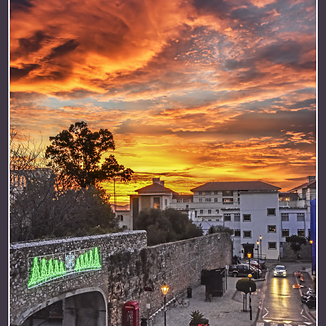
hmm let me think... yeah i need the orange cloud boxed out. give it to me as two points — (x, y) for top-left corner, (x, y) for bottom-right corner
(10, 0), (316, 205)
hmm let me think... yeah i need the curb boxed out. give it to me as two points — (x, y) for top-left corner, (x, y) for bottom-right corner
(294, 271), (316, 323)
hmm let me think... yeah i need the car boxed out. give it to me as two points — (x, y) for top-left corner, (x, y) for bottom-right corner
(228, 264), (261, 279)
(244, 259), (266, 270)
(273, 265), (287, 277)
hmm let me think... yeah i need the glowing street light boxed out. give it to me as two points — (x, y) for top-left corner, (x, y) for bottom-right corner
(247, 252), (252, 271)
(161, 284), (169, 326)
(259, 235), (262, 260)
(309, 239), (314, 275)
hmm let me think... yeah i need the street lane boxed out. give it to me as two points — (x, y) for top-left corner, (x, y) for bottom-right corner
(258, 263), (315, 326)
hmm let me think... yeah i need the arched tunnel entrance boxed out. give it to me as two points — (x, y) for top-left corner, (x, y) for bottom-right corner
(22, 291), (107, 326)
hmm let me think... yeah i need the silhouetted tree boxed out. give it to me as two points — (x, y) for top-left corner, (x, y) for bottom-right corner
(10, 126), (121, 242)
(10, 181), (118, 242)
(45, 121), (133, 189)
(208, 225), (234, 235)
(286, 235), (307, 258)
(134, 208), (203, 245)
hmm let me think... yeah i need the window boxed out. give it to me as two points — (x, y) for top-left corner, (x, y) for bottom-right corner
(282, 229), (289, 237)
(165, 199), (167, 206)
(216, 209), (219, 213)
(224, 214), (231, 221)
(281, 213), (289, 221)
(267, 208), (276, 215)
(199, 191), (202, 195)
(214, 198), (218, 202)
(118, 215), (123, 221)
(208, 210), (211, 214)
(234, 229), (241, 237)
(268, 225), (276, 233)
(243, 214), (251, 222)
(222, 190), (233, 196)
(153, 197), (160, 209)
(195, 211), (197, 217)
(297, 229), (305, 237)
(223, 198), (233, 204)
(297, 213), (305, 221)
(199, 198), (202, 202)
(234, 213), (240, 222)
(206, 198), (211, 202)
(214, 191), (218, 195)
(243, 231), (251, 238)
(268, 242), (277, 250)
(200, 210), (203, 214)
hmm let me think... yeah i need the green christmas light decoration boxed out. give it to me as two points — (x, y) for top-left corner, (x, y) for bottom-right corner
(74, 247), (101, 272)
(27, 247), (101, 289)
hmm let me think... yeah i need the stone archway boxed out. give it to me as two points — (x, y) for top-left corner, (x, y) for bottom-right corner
(16, 288), (107, 326)
(63, 291), (106, 326)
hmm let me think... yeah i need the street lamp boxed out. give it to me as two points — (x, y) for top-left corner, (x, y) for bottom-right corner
(259, 235), (262, 260)
(248, 274), (253, 320)
(161, 284), (169, 326)
(309, 239), (314, 275)
(247, 252), (252, 271)
(256, 240), (259, 260)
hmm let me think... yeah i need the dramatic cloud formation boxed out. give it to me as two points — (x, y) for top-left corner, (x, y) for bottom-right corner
(10, 0), (316, 204)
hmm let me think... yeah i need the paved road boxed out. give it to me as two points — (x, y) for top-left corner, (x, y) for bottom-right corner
(256, 262), (315, 326)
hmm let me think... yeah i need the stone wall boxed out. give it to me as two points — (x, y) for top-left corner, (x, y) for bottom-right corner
(10, 231), (232, 326)
(107, 231), (232, 325)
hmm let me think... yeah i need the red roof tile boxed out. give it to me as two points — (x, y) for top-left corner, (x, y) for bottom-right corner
(288, 180), (316, 192)
(136, 183), (178, 194)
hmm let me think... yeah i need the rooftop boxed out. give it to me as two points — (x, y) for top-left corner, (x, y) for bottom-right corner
(191, 181), (280, 192)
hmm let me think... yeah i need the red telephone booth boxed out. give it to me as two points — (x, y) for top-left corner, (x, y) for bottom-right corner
(122, 301), (139, 326)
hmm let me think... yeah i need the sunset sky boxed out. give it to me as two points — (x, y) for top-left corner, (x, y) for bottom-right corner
(10, 0), (316, 205)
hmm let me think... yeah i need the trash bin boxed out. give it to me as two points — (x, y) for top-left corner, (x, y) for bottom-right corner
(205, 268), (224, 297)
(187, 286), (192, 298)
(141, 318), (147, 326)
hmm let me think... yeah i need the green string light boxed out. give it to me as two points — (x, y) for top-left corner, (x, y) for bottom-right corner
(27, 247), (101, 288)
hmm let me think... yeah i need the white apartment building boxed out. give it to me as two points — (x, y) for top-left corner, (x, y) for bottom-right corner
(127, 176), (316, 260)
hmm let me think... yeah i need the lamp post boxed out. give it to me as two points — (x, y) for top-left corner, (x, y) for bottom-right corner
(256, 240), (259, 260)
(248, 274), (252, 320)
(309, 239), (314, 275)
(161, 284), (169, 326)
(259, 235), (262, 260)
(247, 252), (252, 271)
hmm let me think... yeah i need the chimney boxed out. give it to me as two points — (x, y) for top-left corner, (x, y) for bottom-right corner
(152, 178), (164, 186)
(308, 176), (315, 182)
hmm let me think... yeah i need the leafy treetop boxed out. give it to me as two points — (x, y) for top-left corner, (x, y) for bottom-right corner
(45, 121), (133, 189)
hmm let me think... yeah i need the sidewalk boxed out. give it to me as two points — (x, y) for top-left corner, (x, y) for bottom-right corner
(148, 274), (264, 326)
